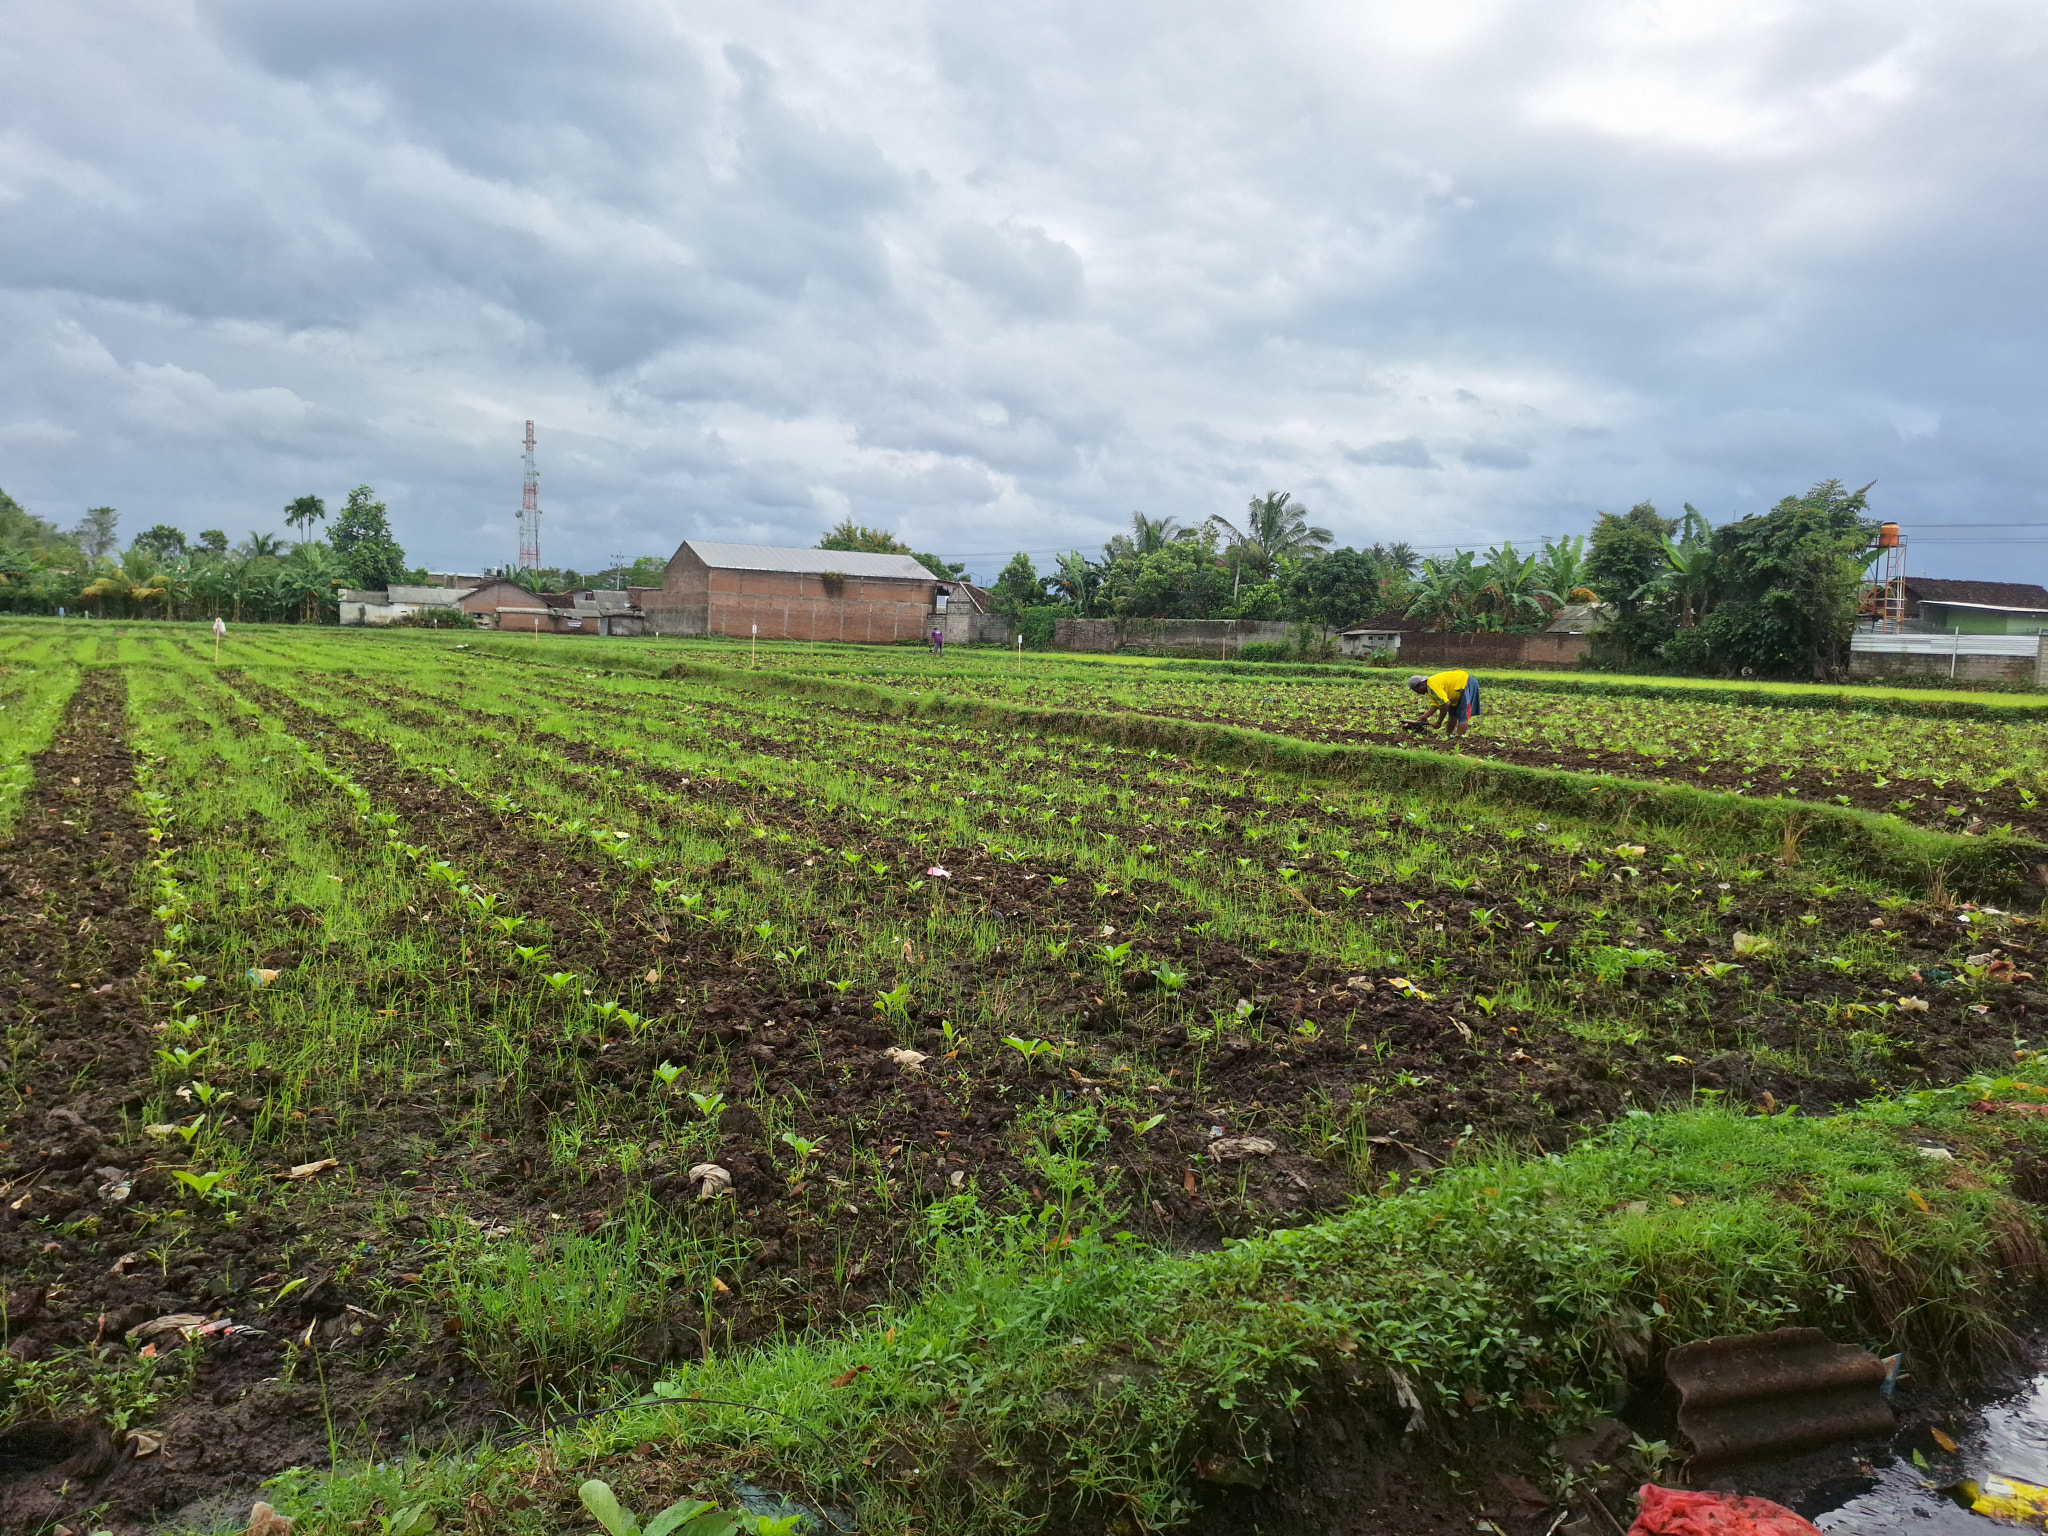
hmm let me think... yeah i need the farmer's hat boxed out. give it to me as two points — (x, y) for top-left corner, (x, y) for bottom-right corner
(1406, 675), (1428, 691)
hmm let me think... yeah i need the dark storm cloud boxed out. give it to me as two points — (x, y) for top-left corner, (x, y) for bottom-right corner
(2, 0), (2045, 581)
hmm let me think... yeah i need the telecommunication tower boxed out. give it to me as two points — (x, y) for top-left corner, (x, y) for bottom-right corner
(517, 420), (542, 571)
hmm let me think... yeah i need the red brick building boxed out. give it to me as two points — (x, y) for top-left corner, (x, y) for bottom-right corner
(641, 542), (941, 641)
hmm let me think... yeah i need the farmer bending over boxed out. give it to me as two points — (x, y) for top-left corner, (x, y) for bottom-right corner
(1406, 670), (1479, 738)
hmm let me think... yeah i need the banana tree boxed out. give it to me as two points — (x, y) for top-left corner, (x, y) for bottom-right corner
(279, 543), (349, 623)
(1404, 551), (1481, 631)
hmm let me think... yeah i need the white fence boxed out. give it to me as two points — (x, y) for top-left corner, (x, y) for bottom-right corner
(1849, 632), (2041, 657)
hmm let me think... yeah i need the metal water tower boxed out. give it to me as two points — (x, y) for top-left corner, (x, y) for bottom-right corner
(1871, 522), (1906, 632)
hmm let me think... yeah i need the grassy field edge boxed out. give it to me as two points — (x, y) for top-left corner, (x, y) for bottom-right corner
(225, 1075), (2048, 1536)
(648, 656), (2045, 902)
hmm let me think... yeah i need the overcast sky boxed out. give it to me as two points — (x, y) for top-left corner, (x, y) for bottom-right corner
(3, 0), (2044, 583)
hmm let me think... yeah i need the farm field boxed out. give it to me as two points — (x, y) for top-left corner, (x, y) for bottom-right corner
(4, 620), (2048, 1535)
(729, 642), (2048, 842)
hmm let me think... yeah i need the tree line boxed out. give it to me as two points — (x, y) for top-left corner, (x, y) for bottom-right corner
(0, 486), (410, 622)
(3, 473), (1881, 678)
(943, 478), (1881, 680)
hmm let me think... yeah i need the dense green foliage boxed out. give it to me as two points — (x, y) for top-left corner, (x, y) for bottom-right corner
(0, 483), (412, 622)
(815, 515), (965, 582)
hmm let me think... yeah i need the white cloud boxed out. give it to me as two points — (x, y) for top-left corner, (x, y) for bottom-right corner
(0, 0), (2042, 582)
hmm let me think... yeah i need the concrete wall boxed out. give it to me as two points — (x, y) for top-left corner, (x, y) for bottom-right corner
(645, 547), (937, 641)
(1849, 650), (2037, 684)
(943, 610), (1012, 645)
(1847, 632), (2044, 684)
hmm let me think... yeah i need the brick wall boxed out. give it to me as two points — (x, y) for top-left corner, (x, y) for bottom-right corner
(1050, 618), (1295, 654)
(1390, 633), (1589, 669)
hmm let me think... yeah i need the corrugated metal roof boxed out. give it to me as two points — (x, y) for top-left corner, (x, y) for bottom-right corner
(682, 542), (934, 580)
(1905, 577), (2048, 610)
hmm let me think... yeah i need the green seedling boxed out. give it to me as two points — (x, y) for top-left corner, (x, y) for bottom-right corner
(543, 971), (579, 993)
(687, 1091), (726, 1119)
(155, 1044), (207, 1073)
(1132, 1114), (1166, 1136)
(578, 1479), (795, 1536)
(780, 1132), (826, 1169)
(379, 1505), (437, 1536)
(653, 1061), (682, 1087)
(513, 945), (551, 966)
(1150, 964), (1187, 991)
(171, 1169), (226, 1198)
(173, 1116), (207, 1145)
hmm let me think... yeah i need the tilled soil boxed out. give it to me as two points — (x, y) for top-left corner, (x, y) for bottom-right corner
(0, 673), (496, 1534)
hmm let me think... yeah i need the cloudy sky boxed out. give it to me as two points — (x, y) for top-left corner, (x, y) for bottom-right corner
(3, 0), (2044, 582)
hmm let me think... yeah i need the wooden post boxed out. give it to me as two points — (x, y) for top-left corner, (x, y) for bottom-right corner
(751, 623), (758, 669)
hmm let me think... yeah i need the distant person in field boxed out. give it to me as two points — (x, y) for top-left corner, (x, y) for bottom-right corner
(1406, 670), (1479, 738)
(930, 625), (945, 656)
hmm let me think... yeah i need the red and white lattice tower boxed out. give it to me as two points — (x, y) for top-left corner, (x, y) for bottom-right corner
(517, 420), (542, 571)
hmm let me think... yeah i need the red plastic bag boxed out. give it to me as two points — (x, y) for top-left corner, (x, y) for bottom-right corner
(1627, 1485), (1823, 1536)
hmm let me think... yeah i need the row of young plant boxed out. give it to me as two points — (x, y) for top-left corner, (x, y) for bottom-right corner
(117, 660), (768, 1409)
(63, 628), (2042, 1534)
(242, 635), (2030, 1107)
(0, 638), (81, 829)
(713, 641), (2048, 808)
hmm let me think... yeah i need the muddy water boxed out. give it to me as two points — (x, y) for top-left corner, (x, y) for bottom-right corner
(1796, 1372), (2048, 1533)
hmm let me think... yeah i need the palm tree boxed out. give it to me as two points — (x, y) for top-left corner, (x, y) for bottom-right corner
(240, 532), (286, 560)
(1208, 492), (1333, 597)
(1104, 512), (1184, 564)
(1630, 507), (1717, 629)
(156, 559), (194, 622)
(283, 495), (327, 540)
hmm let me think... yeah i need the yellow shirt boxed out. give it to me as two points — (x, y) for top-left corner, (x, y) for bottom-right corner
(1425, 669), (1469, 705)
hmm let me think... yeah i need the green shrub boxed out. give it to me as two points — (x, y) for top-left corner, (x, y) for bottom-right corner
(1016, 605), (1062, 650)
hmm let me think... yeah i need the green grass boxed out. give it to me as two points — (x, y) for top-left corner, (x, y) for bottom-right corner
(233, 1073), (2048, 1536)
